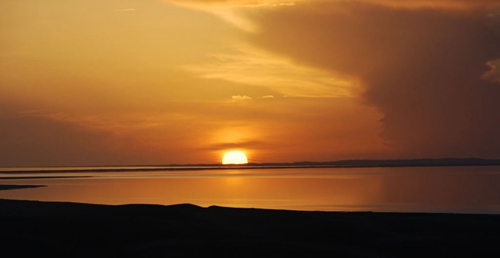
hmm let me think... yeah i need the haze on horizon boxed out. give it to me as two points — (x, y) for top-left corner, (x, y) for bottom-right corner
(1, 0), (500, 167)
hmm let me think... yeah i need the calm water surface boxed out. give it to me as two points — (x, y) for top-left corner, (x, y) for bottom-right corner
(1, 166), (499, 213)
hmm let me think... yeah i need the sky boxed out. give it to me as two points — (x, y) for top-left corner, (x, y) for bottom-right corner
(1, 0), (499, 166)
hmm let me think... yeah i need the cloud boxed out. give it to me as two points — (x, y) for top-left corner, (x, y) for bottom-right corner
(169, 0), (293, 7)
(184, 46), (352, 98)
(272, 2), (296, 7)
(364, 0), (500, 9)
(168, 0), (300, 31)
(261, 95), (274, 98)
(482, 60), (500, 82)
(246, 1), (500, 158)
(169, 0), (500, 9)
(232, 95), (253, 100)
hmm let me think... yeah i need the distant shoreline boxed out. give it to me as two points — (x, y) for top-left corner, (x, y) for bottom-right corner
(1, 158), (499, 174)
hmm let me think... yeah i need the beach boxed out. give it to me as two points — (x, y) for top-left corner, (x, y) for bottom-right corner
(2, 197), (500, 257)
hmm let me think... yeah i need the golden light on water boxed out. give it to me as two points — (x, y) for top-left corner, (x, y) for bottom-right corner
(222, 151), (248, 165)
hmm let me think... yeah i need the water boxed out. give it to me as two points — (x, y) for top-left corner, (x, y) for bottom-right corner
(1, 166), (500, 213)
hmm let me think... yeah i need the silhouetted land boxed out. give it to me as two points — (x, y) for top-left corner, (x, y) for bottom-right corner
(2, 158), (500, 173)
(1, 199), (500, 257)
(0, 184), (45, 190)
(259, 158), (500, 167)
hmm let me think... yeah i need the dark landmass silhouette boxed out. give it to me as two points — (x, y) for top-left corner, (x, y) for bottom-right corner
(2, 158), (499, 173)
(0, 184), (45, 191)
(1, 199), (500, 257)
(282, 158), (500, 167)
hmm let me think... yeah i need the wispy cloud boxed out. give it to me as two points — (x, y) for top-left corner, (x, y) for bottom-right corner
(261, 95), (274, 98)
(169, 0), (500, 9)
(168, 1), (300, 31)
(184, 45), (353, 98)
(482, 60), (500, 82)
(169, 0), (300, 8)
(271, 2), (296, 7)
(231, 95), (253, 100)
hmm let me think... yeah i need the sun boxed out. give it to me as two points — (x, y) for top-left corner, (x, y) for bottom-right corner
(222, 151), (248, 165)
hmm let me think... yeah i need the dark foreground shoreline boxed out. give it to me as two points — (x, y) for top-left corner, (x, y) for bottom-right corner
(1, 199), (500, 257)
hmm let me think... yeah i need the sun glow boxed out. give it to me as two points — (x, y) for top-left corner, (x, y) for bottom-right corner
(222, 151), (248, 165)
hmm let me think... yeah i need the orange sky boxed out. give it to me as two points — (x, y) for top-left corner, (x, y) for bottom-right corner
(1, 0), (499, 166)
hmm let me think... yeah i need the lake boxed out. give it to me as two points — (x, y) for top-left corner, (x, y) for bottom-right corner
(1, 166), (500, 213)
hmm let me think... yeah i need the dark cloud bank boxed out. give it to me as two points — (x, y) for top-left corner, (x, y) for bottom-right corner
(250, 1), (500, 158)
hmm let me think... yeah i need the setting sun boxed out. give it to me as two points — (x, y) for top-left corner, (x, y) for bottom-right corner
(222, 151), (248, 165)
